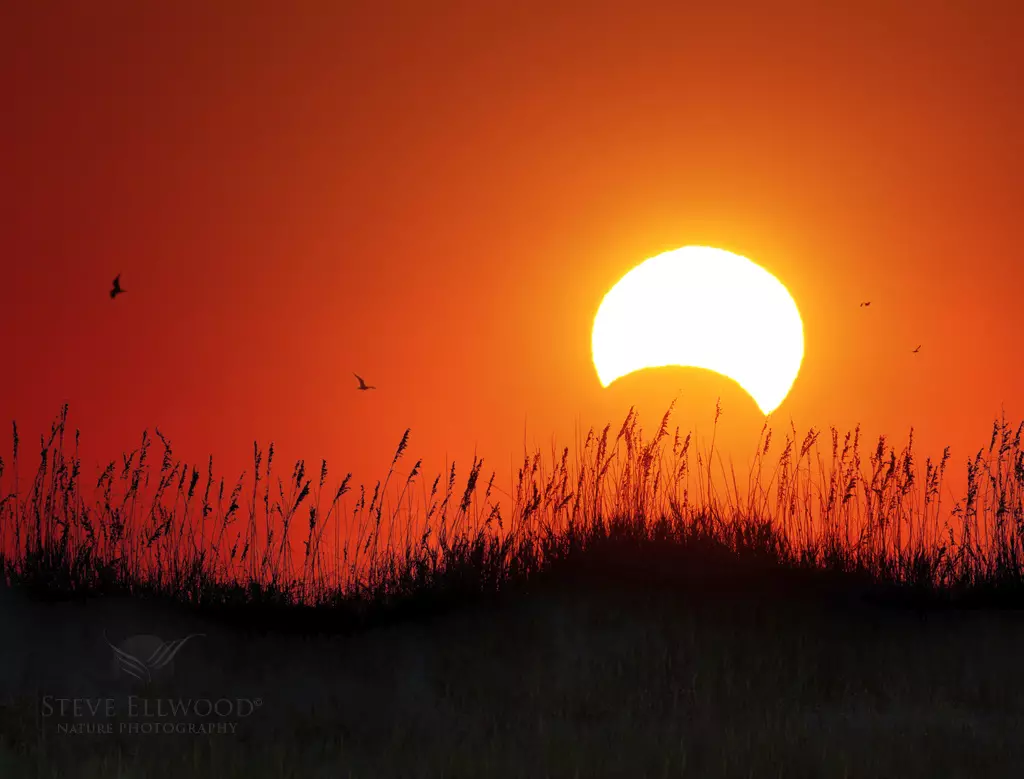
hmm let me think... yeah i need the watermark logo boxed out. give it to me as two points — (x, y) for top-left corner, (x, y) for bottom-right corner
(104, 632), (205, 683)
(38, 631), (262, 737)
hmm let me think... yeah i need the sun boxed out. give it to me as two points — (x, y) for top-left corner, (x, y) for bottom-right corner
(591, 246), (804, 415)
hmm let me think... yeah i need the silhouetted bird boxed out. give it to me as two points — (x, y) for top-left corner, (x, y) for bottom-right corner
(912, 345), (921, 353)
(860, 301), (871, 307)
(110, 275), (124, 299)
(354, 373), (376, 391)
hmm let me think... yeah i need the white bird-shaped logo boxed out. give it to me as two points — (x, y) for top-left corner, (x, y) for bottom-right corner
(105, 631), (204, 682)
(354, 373), (376, 391)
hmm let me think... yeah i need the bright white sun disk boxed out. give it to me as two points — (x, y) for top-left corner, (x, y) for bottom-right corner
(591, 246), (804, 415)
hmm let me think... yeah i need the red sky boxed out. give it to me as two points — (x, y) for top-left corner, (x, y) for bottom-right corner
(2, 2), (1023, 520)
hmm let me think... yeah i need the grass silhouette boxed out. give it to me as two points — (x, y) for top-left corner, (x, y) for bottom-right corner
(3, 401), (1024, 777)
(5, 400), (1024, 610)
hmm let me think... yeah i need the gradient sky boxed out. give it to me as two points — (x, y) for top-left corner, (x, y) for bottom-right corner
(3, 2), (1023, 513)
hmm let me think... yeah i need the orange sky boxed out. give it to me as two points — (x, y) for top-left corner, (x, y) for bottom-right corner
(2, 2), (1023, 519)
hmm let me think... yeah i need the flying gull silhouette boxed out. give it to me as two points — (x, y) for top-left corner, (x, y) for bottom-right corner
(354, 373), (376, 391)
(911, 345), (921, 353)
(859, 301), (871, 307)
(110, 274), (124, 299)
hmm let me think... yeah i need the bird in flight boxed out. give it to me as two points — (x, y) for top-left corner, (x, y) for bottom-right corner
(110, 274), (124, 299)
(859, 301), (871, 307)
(911, 345), (921, 354)
(354, 373), (376, 391)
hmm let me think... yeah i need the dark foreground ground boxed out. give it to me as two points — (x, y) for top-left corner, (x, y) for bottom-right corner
(2, 573), (1023, 779)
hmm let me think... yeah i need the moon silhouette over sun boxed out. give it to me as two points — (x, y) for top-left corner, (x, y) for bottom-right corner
(591, 246), (804, 415)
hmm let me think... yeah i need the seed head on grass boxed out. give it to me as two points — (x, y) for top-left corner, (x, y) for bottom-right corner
(8, 401), (1024, 608)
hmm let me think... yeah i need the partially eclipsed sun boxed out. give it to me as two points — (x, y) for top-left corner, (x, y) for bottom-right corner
(591, 246), (804, 415)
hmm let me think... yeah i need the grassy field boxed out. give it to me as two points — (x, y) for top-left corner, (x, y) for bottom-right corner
(3, 402), (1024, 777)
